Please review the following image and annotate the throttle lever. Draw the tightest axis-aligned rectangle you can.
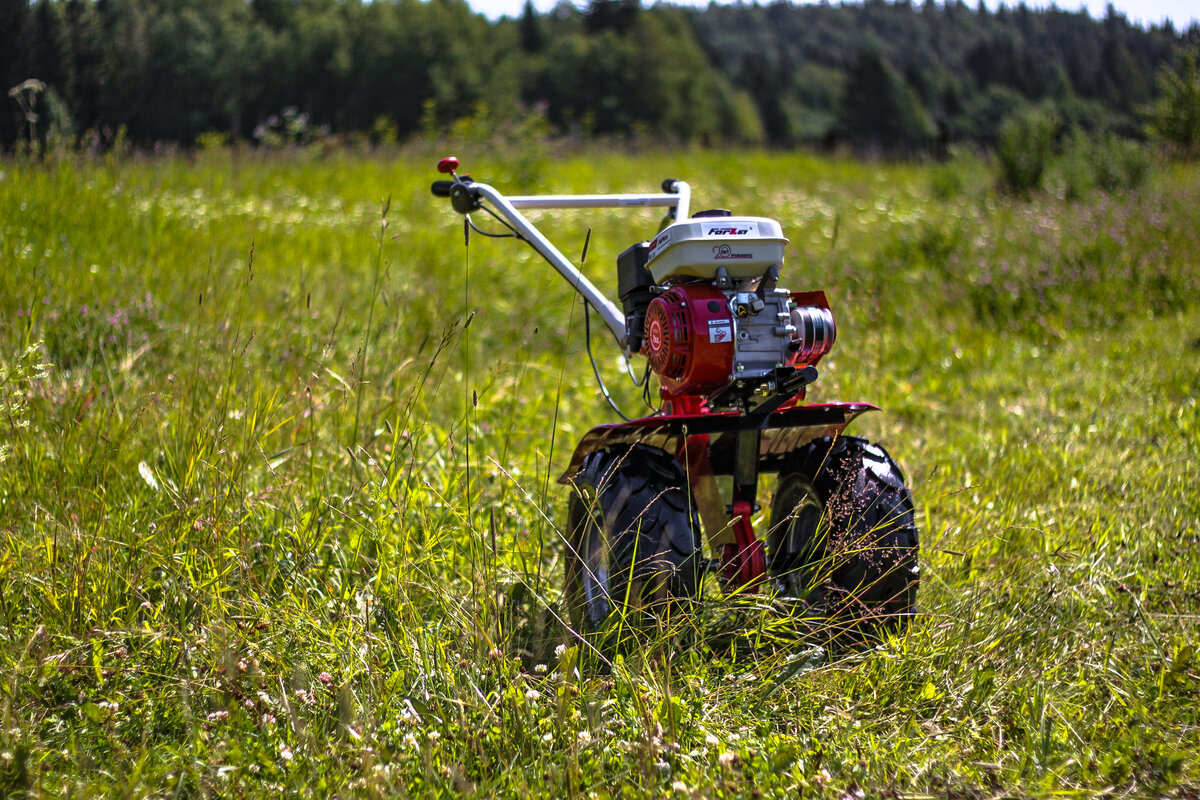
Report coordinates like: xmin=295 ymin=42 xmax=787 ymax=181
xmin=449 ymin=180 xmax=480 ymax=214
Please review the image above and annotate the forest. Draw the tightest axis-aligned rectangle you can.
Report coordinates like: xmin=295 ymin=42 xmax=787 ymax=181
xmin=2 ymin=0 xmax=1197 ymax=154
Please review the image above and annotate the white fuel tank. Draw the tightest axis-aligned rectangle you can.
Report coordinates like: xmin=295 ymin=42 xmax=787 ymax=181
xmin=645 ymin=216 xmax=788 ymax=283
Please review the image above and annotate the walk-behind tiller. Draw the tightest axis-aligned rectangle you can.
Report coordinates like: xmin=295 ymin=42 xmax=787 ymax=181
xmin=432 ymin=157 xmax=919 ymax=640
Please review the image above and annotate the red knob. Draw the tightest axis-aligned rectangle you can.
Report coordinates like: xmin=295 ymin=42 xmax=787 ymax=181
xmin=437 ymin=156 xmax=459 ymax=174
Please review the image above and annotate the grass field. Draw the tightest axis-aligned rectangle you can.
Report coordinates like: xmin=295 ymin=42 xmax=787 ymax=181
xmin=1 ymin=144 xmax=1198 ymax=798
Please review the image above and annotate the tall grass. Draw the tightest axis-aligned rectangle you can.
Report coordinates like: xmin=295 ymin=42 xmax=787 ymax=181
xmin=0 ymin=146 xmax=1198 ymax=797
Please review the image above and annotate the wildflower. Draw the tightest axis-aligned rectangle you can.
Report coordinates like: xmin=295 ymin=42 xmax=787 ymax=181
xmin=399 ymin=703 xmax=420 ymax=724
xmin=541 ymin=733 xmax=553 ymax=743
xmin=279 ymin=746 xmax=293 ymax=761
xmin=577 ymin=730 xmax=592 ymax=745
xmin=704 ymin=733 xmax=719 ymax=747
xmin=718 ymin=751 xmax=735 ymax=768
xmin=427 ymin=730 xmax=441 ymax=743
xmin=525 ymin=688 xmax=540 ymax=702
xmin=206 ymin=710 xmax=229 ymax=722
xmin=554 ymin=644 xmax=567 ymax=659
xmin=534 ymin=663 xmax=548 ymax=674
xmin=672 ymin=781 xmax=688 ymax=792
xmin=317 ymin=672 xmax=332 ymax=685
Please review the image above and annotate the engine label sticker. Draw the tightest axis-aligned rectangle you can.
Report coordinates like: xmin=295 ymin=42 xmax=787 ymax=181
xmin=648 ymin=317 xmax=665 ymax=352
xmin=712 ymin=244 xmax=753 ymax=260
xmin=648 ymin=230 xmax=673 ymax=260
xmin=708 ymin=319 xmax=733 ymax=343
xmin=703 ymin=222 xmax=758 ymax=237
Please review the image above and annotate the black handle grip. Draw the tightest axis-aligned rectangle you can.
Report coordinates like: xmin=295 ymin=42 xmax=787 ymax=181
xmin=662 ymin=178 xmax=680 ymax=193
xmin=431 ymin=180 xmax=454 ymax=197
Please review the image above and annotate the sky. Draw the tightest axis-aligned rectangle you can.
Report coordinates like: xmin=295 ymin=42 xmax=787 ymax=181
xmin=465 ymin=0 xmax=1200 ymax=29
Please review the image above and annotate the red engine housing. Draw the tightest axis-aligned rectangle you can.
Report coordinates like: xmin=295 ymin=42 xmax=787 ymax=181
xmin=642 ymin=284 xmax=734 ymax=396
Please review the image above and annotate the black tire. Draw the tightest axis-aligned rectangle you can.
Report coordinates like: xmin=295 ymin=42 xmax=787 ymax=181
xmin=768 ymin=436 xmax=919 ymax=636
xmin=563 ymin=444 xmax=702 ymax=633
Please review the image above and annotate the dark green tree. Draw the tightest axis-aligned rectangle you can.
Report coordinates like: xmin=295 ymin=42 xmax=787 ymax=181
xmin=519 ymin=0 xmax=545 ymax=53
xmin=64 ymin=0 xmax=106 ymax=140
xmin=26 ymin=0 xmax=72 ymax=98
xmin=834 ymin=48 xmax=934 ymax=154
xmin=0 ymin=0 xmax=30 ymax=149
xmin=1144 ymin=43 xmax=1200 ymax=157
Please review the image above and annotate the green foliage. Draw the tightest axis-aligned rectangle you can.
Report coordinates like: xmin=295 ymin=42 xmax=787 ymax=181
xmin=927 ymin=152 xmax=989 ymax=201
xmin=1 ymin=149 xmax=1199 ymax=797
xmin=834 ymin=48 xmax=934 ymax=155
xmin=524 ymin=6 xmax=762 ymax=144
xmin=996 ymin=104 xmax=1060 ymax=194
xmin=1053 ymin=129 xmax=1151 ymax=199
xmin=691 ymin=0 xmax=1182 ymax=151
xmin=957 ymin=84 xmax=1028 ymax=145
xmin=0 ymin=0 xmax=1192 ymax=153
xmin=1144 ymin=43 xmax=1200 ymax=157
xmin=367 ymin=115 xmax=399 ymax=148
xmin=196 ymin=129 xmax=231 ymax=151
xmin=0 ymin=343 xmax=51 ymax=464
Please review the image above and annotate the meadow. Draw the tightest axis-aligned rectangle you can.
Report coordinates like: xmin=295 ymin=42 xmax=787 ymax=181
xmin=1 ymin=144 xmax=1198 ymax=798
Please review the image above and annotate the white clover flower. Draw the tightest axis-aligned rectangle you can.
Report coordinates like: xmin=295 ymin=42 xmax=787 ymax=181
xmin=704 ymin=733 xmax=720 ymax=747
xmin=554 ymin=644 xmax=567 ymax=659
xmin=577 ymin=730 xmax=592 ymax=745
xmin=718 ymin=751 xmax=735 ymax=767
xmin=525 ymin=688 xmax=540 ymax=702
xmin=541 ymin=732 xmax=554 ymax=743
xmin=534 ymin=663 xmax=548 ymax=674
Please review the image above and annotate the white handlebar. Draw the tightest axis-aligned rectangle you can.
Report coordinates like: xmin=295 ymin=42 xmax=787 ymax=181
xmin=468 ymin=181 xmax=691 ymax=350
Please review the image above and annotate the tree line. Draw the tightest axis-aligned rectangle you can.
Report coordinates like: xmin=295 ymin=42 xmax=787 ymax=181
xmin=1 ymin=0 xmax=1196 ymax=154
